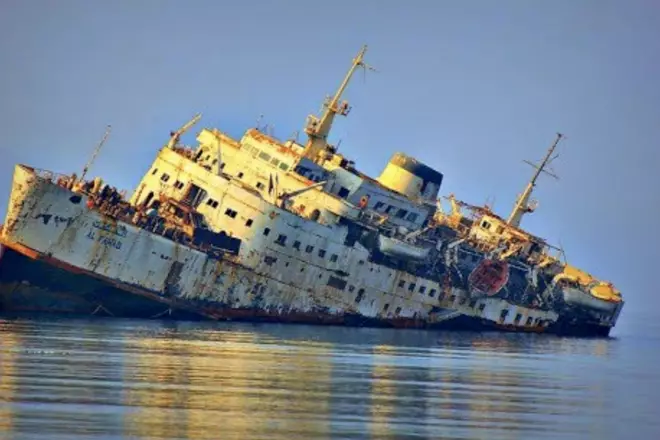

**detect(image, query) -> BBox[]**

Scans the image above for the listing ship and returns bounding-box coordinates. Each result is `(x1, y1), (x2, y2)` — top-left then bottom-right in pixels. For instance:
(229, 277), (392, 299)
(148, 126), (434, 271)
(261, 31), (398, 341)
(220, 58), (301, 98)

(0, 46), (623, 336)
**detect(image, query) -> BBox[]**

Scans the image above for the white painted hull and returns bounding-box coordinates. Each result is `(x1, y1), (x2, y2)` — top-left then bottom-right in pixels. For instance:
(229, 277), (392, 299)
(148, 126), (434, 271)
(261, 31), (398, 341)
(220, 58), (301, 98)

(0, 165), (619, 336)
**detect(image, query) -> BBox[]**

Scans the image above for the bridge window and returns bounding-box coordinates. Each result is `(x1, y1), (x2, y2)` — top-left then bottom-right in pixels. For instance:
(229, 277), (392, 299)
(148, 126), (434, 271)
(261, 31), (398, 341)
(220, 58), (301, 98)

(406, 212), (419, 222)
(259, 151), (272, 161)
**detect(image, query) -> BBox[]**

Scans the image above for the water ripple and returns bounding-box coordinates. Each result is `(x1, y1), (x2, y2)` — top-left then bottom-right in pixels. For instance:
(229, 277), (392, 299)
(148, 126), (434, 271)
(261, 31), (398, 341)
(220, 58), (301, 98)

(0, 317), (658, 440)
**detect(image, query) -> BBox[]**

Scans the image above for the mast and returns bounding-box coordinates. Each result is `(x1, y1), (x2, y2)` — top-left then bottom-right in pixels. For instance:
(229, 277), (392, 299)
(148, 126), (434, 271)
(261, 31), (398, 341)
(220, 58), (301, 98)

(80, 125), (112, 182)
(506, 133), (563, 228)
(299, 45), (374, 164)
(167, 113), (202, 149)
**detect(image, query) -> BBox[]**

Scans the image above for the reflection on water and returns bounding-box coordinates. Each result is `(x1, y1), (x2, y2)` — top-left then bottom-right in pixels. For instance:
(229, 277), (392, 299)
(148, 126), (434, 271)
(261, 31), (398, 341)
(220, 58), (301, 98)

(0, 317), (658, 439)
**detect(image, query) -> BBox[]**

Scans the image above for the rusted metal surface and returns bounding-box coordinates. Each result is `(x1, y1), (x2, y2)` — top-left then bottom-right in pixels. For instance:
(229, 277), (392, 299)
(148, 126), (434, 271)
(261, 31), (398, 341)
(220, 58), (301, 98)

(0, 165), (620, 336)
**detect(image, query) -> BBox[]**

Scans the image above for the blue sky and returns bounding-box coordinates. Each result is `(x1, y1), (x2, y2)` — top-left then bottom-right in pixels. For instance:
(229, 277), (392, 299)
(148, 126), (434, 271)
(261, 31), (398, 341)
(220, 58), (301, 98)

(1, 0), (658, 334)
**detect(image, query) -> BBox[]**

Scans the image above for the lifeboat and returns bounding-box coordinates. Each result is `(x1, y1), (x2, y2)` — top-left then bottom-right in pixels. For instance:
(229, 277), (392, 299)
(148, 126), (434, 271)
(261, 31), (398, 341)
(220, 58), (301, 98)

(377, 235), (431, 260)
(468, 258), (510, 296)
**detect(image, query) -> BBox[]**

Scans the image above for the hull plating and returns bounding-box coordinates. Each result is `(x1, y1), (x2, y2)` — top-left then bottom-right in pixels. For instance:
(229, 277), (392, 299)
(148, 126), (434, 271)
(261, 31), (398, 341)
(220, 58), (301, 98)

(0, 165), (616, 337)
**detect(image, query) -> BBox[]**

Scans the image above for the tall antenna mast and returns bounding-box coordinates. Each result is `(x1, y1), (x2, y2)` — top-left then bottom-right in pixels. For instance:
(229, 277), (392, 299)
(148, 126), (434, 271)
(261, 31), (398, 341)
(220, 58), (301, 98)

(298, 45), (376, 165)
(506, 133), (564, 228)
(80, 125), (112, 182)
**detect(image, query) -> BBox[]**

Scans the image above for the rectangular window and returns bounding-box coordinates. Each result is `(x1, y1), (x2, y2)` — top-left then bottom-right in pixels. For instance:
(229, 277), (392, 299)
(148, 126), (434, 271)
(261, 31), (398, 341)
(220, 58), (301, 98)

(395, 209), (408, 219)
(270, 157), (280, 166)
(275, 234), (287, 246)
(258, 151), (272, 161)
(292, 240), (301, 250)
(263, 228), (271, 236)
(305, 245), (314, 253)
(395, 307), (402, 315)
(398, 280), (405, 288)
(318, 249), (326, 258)
(419, 286), (426, 294)
(406, 212), (419, 222)
(279, 162), (289, 171)
(355, 288), (365, 303)
(338, 187), (350, 198)
(245, 219), (253, 227)
(224, 208), (238, 218)
(330, 254), (338, 262)
(160, 173), (171, 182)
(428, 289), (436, 298)
(256, 182), (265, 190)
(408, 283), (416, 292)
(151, 168), (158, 175)
(526, 317), (533, 326)
(327, 276), (347, 290)
(514, 313), (522, 324)
(383, 303), (390, 312)
(374, 201), (385, 210)
(478, 303), (486, 312)
(264, 255), (277, 265)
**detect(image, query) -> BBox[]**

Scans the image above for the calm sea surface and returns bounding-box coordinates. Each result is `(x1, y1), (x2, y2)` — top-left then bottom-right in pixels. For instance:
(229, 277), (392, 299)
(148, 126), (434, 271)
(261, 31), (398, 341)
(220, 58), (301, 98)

(0, 314), (658, 440)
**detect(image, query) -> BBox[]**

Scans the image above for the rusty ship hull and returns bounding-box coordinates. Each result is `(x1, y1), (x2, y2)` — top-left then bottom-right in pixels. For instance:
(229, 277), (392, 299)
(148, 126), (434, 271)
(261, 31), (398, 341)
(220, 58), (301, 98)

(0, 165), (620, 336)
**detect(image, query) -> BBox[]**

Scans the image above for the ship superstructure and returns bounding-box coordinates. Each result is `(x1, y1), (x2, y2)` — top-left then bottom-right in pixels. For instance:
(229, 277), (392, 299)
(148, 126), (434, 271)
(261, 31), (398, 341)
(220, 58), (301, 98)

(0, 46), (623, 336)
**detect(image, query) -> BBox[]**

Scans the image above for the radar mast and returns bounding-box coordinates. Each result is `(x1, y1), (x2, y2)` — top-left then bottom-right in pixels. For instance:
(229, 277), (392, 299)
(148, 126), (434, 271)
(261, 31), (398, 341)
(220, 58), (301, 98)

(506, 133), (563, 228)
(299, 45), (375, 164)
